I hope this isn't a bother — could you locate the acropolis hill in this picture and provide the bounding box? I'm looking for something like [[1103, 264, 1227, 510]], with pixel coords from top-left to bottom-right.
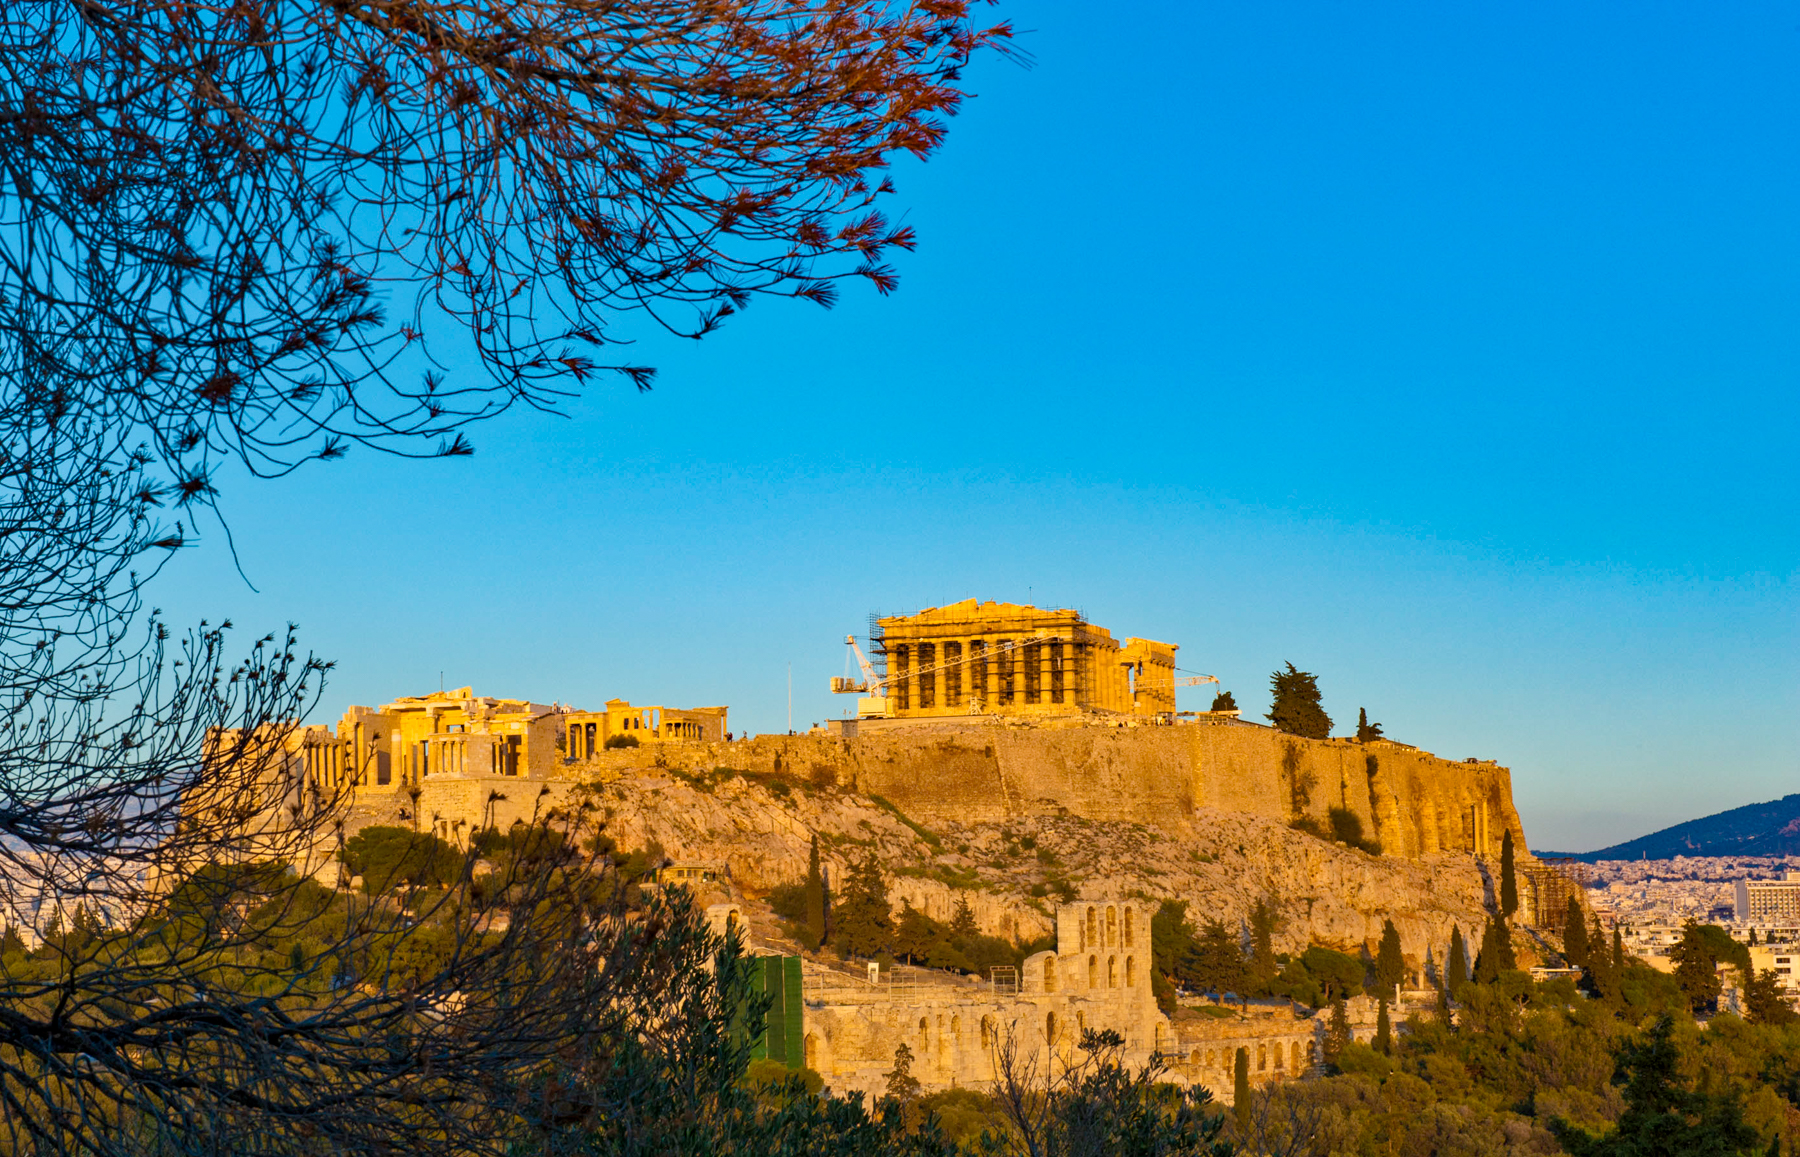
[[244, 602, 1539, 946], [226, 601, 1560, 1097]]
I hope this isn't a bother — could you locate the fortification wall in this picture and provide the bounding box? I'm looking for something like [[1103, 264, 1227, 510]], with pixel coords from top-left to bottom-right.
[[558, 722, 1526, 860]]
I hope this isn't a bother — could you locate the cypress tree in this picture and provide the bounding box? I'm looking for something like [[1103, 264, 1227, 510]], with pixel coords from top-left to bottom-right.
[[833, 853, 893, 958], [1496, 915, 1516, 971], [1355, 708, 1383, 743], [1375, 919, 1405, 998], [1499, 829, 1518, 919], [1584, 913, 1615, 1001], [1374, 998, 1392, 1055], [1474, 918, 1501, 984], [1613, 924, 1624, 973], [0, 925, 22, 958], [1266, 663, 1331, 739], [950, 892, 977, 937], [1249, 899, 1279, 993], [1562, 895, 1588, 967], [1435, 975, 1452, 1024], [1327, 997, 1351, 1065], [1447, 925, 1468, 998], [1233, 1048, 1251, 1134], [804, 834, 827, 948]]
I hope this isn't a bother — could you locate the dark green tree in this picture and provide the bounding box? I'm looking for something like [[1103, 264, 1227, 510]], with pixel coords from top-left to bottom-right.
[[1613, 924, 1625, 974], [1474, 917, 1514, 983], [1669, 920, 1725, 1014], [1210, 690, 1238, 712], [1499, 828, 1518, 919], [1435, 975, 1452, 1024], [1563, 895, 1589, 967], [833, 854, 894, 958], [1193, 919, 1249, 996], [1375, 919, 1405, 998], [1233, 1048, 1251, 1135], [1585, 914, 1618, 1002], [1248, 898, 1280, 993], [1355, 708, 1383, 743], [1550, 1017, 1764, 1157], [0, 925, 23, 958], [883, 1043, 922, 1103], [893, 904, 942, 965], [950, 893, 978, 938], [1447, 925, 1468, 998], [1150, 899, 1202, 1013], [1374, 999, 1392, 1055], [805, 835, 828, 948], [1266, 663, 1331, 739], [1325, 997, 1351, 1066], [1744, 969, 1799, 1026]]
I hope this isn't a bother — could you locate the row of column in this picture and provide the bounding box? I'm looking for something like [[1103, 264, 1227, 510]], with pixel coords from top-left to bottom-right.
[[891, 637, 1089, 713]]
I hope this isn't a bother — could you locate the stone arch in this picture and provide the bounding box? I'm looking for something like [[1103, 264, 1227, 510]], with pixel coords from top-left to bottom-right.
[[1044, 955, 1058, 992], [1124, 907, 1135, 948], [1086, 906, 1097, 948], [1108, 956, 1118, 988], [1292, 1041, 1303, 1071], [1257, 1044, 1267, 1071], [1191, 1049, 1203, 1064], [1045, 1011, 1058, 1044], [1106, 906, 1117, 947], [1126, 956, 1136, 987], [804, 1033, 820, 1072], [1273, 1041, 1284, 1070], [1088, 955, 1098, 988]]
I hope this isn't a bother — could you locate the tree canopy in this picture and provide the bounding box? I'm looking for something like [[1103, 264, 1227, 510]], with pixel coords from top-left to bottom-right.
[[1267, 663, 1332, 739]]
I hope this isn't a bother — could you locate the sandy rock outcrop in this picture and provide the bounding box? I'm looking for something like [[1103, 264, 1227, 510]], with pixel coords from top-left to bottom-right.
[[590, 768, 1496, 967]]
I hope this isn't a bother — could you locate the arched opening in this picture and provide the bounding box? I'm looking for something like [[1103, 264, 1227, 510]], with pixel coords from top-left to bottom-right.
[[1043, 956, 1058, 992], [1257, 1044, 1267, 1072], [1273, 1042, 1284, 1070], [1126, 956, 1136, 987], [1086, 907, 1097, 948], [981, 1016, 994, 1049], [1088, 955, 1098, 988], [1292, 1041, 1303, 1071], [804, 1033, 820, 1071], [1192, 1049, 1203, 1064], [1045, 1012, 1057, 1044], [919, 1016, 929, 1039], [1106, 906, 1117, 947], [1108, 956, 1118, 988], [1124, 907, 1135, 948]]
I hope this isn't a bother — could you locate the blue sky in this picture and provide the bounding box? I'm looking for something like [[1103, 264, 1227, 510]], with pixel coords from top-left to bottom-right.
[[160, 1, 1798, 853]]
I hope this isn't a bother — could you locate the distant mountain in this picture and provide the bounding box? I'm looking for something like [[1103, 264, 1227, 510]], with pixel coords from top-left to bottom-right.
[[1538, 793, 1800, 861]]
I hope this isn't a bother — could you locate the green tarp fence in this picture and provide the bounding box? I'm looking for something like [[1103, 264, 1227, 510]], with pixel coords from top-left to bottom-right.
[[747, 955, 804, 1069]]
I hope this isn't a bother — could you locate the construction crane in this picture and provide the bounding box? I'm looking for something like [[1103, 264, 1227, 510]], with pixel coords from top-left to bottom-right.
[[1174, 675, 1219, 687], [830, 635, 891, 718]]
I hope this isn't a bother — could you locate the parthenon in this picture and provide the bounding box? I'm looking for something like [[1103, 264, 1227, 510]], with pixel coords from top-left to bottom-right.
[[874, 600, 1178, 719]]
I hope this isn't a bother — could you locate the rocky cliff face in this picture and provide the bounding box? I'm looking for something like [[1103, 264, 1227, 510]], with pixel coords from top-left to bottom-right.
[[589, 766, 1500, 968]]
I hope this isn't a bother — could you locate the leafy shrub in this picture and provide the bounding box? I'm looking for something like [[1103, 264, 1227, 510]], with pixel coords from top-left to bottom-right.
[[604, 733, 639, 749]]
